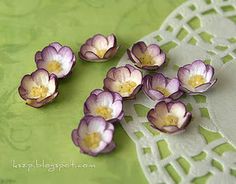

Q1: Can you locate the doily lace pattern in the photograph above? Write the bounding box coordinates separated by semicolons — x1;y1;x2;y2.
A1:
117;0;236;183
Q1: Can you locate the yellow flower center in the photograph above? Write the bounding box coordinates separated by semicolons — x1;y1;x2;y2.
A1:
96;49;107;58
160;114;179;126
188;75;206;88
118;81;137;94
46;60;62;73
30;86;48;98
95;106;113;120
156;86;170;97
139;54;154;66
83;132;101;149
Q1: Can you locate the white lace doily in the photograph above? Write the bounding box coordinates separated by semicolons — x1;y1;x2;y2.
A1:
117;0;236;183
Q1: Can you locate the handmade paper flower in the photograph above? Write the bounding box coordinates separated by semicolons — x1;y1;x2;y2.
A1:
143;73;183;101
147;101;192;134
127;41;166;70
18;69;58;108
79;34;119;62
35;42;76;78
72;116;115;156
103;64;143;100
177;60;217;94
84;89;124;123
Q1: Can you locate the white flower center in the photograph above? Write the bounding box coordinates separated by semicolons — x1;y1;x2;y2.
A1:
95;106;113;120
30;86;48;99
96;49;107;58
159;114;179;127
156;86;170;97
46;60;62;73
188;75;205;88
118;81;137;95
83;132;101;149
139;54;154;66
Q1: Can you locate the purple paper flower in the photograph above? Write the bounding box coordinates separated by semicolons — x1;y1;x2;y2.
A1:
84;89;124;123
127;41;166;70
72;116;115;156
103;64;143;100
18;69;58;108
79;34;119;62
35;42;76;78
177;60;217;94
143;73;183;102
147;101;192;134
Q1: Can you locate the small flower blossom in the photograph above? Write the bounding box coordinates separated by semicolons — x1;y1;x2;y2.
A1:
143;73;183;101
147;101;192;134
177;60;217;94
35;42;76;78
103;64;142;100
127;41;165;70
79;34;119;62
18;69;58;108
84;89;124;123
72;116;115;156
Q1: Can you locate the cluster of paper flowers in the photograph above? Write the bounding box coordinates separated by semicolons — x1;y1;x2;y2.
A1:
18;34;119;108
18;34;217;157
18;42;76;108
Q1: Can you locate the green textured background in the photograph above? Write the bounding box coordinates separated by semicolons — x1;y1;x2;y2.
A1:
0;0;185;183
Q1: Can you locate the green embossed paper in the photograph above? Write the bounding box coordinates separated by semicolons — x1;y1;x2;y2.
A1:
0;0;184;183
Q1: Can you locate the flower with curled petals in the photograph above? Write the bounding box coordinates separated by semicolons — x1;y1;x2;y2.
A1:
177;60;217;94
71;116;115;156
18;69;58;108
79;34;119;62
103;64;143;100
147;101;192;134
35;42;76;78
127;41;166;70
143;73;183;102
84;89;124;123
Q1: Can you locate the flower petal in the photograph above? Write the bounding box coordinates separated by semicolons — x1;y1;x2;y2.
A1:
107;34;116;48
90;89;103;95
131;41;147;57
146;89;165;101
177;112;192;128
168;102;186;118
83;51;100;61
146;44;160;56
152;73;167;89
80;45;97;55
92;34;108;50
127;49;142;65
101;141;116;153
166;78;179;93
31;69;50;86
78;119;89;138
49;42;62;51
35;51;42;61
26;92;59;108
88;117;106;134
162;126;179;133
188;60;206;75
194;79;217;93
59;46;74;62
152;52;166;66
41;46;58;62
205;64;214;82
71;129;79;146
102;129;113;143
104;46;119;59
177;67;190;84
113;67;131;82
